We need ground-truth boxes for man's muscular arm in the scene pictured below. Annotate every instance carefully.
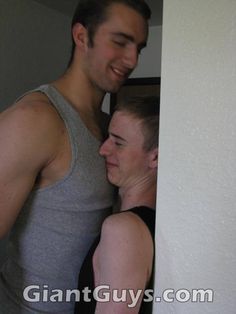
[94,212,154,314]
[0,97,64,238]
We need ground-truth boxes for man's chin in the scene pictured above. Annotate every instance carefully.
[108,83,125,94]
[108,76,130,93]
[107,173,117,186]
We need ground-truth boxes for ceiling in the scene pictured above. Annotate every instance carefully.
[33,0,163,26]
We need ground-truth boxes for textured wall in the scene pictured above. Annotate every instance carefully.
[154,0,236,313]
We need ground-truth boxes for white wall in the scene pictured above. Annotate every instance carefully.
[154,1,236,313]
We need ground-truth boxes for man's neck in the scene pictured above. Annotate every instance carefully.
[52,68,107,141]
[119,180,157,211]
[52,66,105,114]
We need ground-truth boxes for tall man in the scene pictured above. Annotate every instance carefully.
[0,0,151,312]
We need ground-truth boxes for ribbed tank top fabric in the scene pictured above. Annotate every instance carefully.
[0,85,114,313]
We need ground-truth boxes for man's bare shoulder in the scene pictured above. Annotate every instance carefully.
[1,91,65,138]
[0,92,68,238]
[101,210,153,253]
[0,91,68,169]
[3,91,60,121]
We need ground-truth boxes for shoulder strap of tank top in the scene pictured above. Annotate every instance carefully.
[127,206,155,239]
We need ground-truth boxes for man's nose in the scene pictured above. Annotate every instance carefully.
[99,138,112,156]
[123,46,138,70]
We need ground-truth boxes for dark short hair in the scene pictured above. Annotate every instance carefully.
[68,0,151,66]
[115,96,160,151]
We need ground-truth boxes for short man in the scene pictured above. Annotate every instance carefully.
[0,0,151,313]
[76,96,159,313]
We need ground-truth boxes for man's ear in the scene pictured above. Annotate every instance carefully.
[72,23,89,51]
[148,148,158,169]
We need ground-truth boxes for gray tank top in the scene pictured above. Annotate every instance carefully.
[0,85,114,313]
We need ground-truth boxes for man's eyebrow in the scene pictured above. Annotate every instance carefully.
[111,32,147,48]
[110,132,127,142]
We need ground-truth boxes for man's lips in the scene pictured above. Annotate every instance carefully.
[111,66,130,80]
[106,161,118,168]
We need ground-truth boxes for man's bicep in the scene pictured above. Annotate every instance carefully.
[94,219,147,313]
[97,234,147,288]
[0,104,54,238]
[0,166,38,239]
